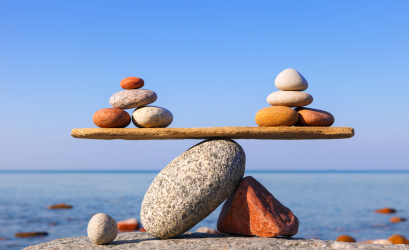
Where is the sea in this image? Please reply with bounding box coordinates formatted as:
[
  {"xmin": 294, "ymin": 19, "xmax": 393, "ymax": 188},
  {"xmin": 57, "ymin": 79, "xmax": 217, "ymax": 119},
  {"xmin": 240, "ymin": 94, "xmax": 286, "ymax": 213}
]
[{"xmin": 0, "ymin": 171, "xmax": 408, "ymax": 249}]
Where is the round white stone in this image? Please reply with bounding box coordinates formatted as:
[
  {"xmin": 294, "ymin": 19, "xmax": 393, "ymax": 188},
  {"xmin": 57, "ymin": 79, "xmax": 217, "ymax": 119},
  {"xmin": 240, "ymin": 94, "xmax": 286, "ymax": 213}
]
[
  {"xmin": 132, "ymin": 106, "xmax": 173, "ymax": 128},
  {"xmin": 275, "ymin": 68, "xmax": 308, "ymax": 91},
  {"xmin": 267, "ymin": 91, "xmax": 313, "ymax": 107},
  {"xmin": 87, "ymin": 213, "xmax": 118, "ymax": 245}
]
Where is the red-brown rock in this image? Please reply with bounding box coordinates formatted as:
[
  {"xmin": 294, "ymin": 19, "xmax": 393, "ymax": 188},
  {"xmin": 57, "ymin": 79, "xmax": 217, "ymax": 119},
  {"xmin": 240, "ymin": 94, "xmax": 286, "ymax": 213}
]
[
  {"xmin": 93, "ymin": 108, "xmax": 131, "ymax": 128},
  {"xmin": 139, "ymin": 228, "xmax": 146, "ymax": 232},
  {"xmin": 117, "ymin": 218, "xmax": 140, "ymax": 232},
  {"xmin": 15, "ymin": 232, "xmax": 48, "ymax": 238},
  {"xmin": 375, "ymin": 208, "xmax": 396, "ymax": 214},
  {"xmin": 336, "ymin": 235, "xmax": 356, "ymax": 242},
  {"xmin": 388, "ymin": 234, "xmax": 409, "ymax": 244},
  {"xmin": 390, "ymin": 217, "xmax": 406, "ymax": 223},
  {"xmin": 120, "ymin": 77, "xmax": 144, "ymax": 89},
  {"xmin": 295, "ymin": 107, "xmax": 334, "ymax": 126},
  {"xmin": 47, "ymin": 203, "xmax": 73, "ymax": 209},
  {"xmin": 217, "ymin": 176, "xmax": 299, "ymax": 237},
  {"xmin": 196, "ymin": 227, "xmax": 220, "ymax": 234}
]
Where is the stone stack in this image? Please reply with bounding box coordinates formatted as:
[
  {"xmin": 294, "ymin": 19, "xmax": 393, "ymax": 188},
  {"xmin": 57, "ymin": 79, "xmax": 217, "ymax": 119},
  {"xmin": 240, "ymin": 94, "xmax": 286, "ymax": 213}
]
[
  {"xmin": 255, "ymin": 68, "xmax": 335, "ymax": 127},
  {"xmin": 93, "ymin": 77, "xmax": 173, "ymax": 128}
]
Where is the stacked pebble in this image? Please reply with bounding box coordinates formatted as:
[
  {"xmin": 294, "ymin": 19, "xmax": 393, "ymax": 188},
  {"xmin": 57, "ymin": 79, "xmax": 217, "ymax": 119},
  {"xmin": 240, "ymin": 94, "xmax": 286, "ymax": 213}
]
[
  {"xmin": 93, "ymin": 77, "xmax": 173, "ymax": 128},
  {"xmin": 255, "ymin": 68, "xmax": 335, "ymax": 127}
]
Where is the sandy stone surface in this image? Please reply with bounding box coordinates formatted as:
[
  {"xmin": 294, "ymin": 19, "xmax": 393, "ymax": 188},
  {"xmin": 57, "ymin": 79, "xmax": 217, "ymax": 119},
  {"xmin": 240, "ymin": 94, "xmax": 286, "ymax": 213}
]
[
  {"xmin": 275, "ymin": 68, "xmax": 308, "ymax": 91},
  {"xmin": 71, "ymin": 127, "xmax": 355, "ymax": 140},
  {"xmin": 141, "ymin": 139, "xmax": 245, "ymax": 239},
  {"xmin": 217, "ymin": 176, "xmax": 299, "ymax": 237},
  {"xmin": 24, "ymin": 232, "xmax": 408, "ymax": 249},
  {"xmin": 109, "ymin": 89, "xmax": 157, "ymax": 109},
  {"xmin": 255, "ymin": 106, "xmax": 299, "ymax": 127},
  {"xmin": 132, "ymin": 106, "xmax": 173, "ymax": 128},
  {"xmin": 267, "ymin": 91, "xmax": 313, "ymax": 107}
]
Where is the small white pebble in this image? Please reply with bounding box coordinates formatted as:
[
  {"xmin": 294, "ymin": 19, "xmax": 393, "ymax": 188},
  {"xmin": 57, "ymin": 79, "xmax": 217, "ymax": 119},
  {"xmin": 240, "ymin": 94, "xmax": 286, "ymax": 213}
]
[{"xmin": 87, "ymin": 213, "xmax": 118, "ymax": 245}]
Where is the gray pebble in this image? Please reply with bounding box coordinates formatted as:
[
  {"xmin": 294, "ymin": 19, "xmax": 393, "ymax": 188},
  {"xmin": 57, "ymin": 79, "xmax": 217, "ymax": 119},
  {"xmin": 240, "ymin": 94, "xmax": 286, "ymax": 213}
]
[
  {"xmin": 87, "ymin": 213, "xmax": 118, "ymax": 245},
  {"xmin": 132, "ymin": 106, "xmax": 173, "ymax": 128},
  {"xmin": 109, "ymin": 89, "xmax": 157, "ymax": 109},
  {"xmin": 141, "ymin": 139, "xmax": 246, "ymax": 239}
]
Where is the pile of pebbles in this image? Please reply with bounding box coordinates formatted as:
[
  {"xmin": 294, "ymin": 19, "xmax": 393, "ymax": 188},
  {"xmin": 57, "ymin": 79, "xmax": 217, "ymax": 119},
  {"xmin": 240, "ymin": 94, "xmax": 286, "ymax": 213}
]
[
  {"xmin": 93, "ymin": 77, "xmax": 173, "ymax": 128},
  {"xmin": 255, "ymin": 68, "xmax": 335, "ymax": 127}
]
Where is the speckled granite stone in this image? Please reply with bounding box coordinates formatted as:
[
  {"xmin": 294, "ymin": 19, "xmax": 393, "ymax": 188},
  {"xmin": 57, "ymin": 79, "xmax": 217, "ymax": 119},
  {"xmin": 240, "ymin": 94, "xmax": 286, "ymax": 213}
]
[
  {"xmin": 109, "ymin": 89, "xmax": 157, "ymax": 109},
  {"xmin": 267, "ymin": 91, "xmax": 313, "ymax": 107},
  {"xmin": 87, "ymin": 213, "xmax": 118, "ymax": 245},
  {"xmin": 24, "ymin": 232, "xmax": 408, "ymax": 249},
  {"xmin": 141, "ymin": 139, "xmax": 246, "ymax": 239},
  {"xmin": 132, "ymin": 106, "xmax": 173, "ymax": 128}
]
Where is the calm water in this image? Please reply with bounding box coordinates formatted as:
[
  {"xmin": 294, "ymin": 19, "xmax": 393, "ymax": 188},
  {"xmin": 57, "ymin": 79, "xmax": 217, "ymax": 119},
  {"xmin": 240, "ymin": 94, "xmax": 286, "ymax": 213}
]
[{"xmin": 0, "ymin": 171, "xmax": 408, "ymax": 249}]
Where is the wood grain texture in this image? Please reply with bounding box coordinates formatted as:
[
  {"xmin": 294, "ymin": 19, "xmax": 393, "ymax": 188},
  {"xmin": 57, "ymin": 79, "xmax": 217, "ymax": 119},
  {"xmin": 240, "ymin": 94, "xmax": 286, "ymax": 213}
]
[{"xmin": 71, "ymin": 127, "xmax": 354, "ymax": 140}]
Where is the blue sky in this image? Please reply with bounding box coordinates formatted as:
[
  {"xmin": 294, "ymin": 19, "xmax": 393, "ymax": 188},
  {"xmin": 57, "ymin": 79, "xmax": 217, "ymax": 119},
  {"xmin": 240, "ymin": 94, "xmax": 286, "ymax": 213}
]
[{"xmin": 1, "ymin": 0, "xmax": 408, "ymax": 170}]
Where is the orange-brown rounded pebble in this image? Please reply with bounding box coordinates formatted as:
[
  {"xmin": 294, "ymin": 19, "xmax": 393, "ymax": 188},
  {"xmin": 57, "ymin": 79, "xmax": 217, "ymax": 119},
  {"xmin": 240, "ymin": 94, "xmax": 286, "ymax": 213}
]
[
  {"xmin": 295, "ymin": 107, "xmax": 335, "ymax": 126},
  {"xmin": 390, "ymin": 217, "xmax": 406, "ymax": 223},
  {"xmin": 375, "ymin": 208, "xmax": 397, "ymax": 214},
  {"xmin": 120, "ymin": 77, "xmax": 144, "ymax": 89},
  {"xmin": 336, "ymin": 235, "xmax": 356, "ymax": 242},
  {"xmin": 255, "ymin": 106, "xmax": 299, "ymax": 127},
  {"xmin": 93, "ymin": 108, "xmax": 131, "ymax": 128},
  {"xmin": 388, "ymin": 234, "xmax": 409, "ymax": 244}
]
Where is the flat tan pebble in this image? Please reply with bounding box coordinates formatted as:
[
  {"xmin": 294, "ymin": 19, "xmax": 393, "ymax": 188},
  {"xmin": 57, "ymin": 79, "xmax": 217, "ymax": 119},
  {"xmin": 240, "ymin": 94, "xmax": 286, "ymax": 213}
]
[
  {"xmin": 275, "ymin": 68, "xmax": 308, "ymax": 91},
  {"xmin": 267, "ymin": 91, "xmax": 313, "ymax": 107},
  {"xmin": 109, "ymin": 89, "xmax": 157, "ymax": 109},
  {"xmin": 132, "ymin": 106, "xmax": 173, "ymax": 128},
  {"xmin": 87, "ymin": 213, "xmax": 118, "ymax": 245},
  {"xmin": 255, "ymin": 106, "xmax": 299, "ymax": 127}
]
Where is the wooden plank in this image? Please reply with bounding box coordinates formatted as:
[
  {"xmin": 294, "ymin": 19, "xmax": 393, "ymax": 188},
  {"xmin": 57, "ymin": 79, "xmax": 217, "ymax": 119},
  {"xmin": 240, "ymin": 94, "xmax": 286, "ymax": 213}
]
[{"xmin": 71, "ymin": 127, "xmax": 354, "ymax": 140}]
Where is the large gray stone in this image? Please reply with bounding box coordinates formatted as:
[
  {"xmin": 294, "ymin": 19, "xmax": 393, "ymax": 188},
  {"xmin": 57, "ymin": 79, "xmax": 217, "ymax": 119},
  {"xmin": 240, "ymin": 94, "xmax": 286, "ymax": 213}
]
[
  {"xmin": 24, "ymin": 232, "xmax": 408, "ymax": 250},
  {"xmin": 141, "ymin": 139, "xmax": 246, "ymax": 239}
]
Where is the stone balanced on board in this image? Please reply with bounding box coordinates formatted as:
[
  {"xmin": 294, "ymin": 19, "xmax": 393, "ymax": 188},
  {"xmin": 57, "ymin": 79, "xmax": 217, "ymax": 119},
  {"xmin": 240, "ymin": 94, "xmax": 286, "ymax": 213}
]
[
  {"xmin": 93, "ymin": 76, "xmax": 173, "ymax": 128},
  {"xmin": 256, "ymin": 68, "xmax": 335, "ymax": 127}
]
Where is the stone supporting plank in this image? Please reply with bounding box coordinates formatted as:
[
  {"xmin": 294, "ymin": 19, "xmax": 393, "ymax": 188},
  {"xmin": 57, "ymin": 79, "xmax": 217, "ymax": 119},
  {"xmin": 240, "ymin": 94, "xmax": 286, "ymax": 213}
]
[
  {"xmin": 23, "ymin": 232, "xmax": 407, "ymax": 250},
  {"xmin": 71, "ymin": 127, "xmax": 354, "ymax": 140}
]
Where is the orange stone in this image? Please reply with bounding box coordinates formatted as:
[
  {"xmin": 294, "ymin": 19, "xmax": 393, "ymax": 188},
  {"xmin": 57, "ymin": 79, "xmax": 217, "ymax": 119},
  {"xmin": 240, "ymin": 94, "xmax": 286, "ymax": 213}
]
[
  {"xmin": 93, "ymin": 108, "xmax": 131, "ymax": 128},
  {"xmin": 388, "ymin": 234, "xmax": 409, "ymax": 244},
  {"xmin": 375, "ymin": 208, "xmax": 396, "ymax": 214},
  {"xmin": 120, "ymin": 77, "xmax": 144, "ymax": 89},
  {"xmin": 139, "ymin": 228, "xmax": 146, "ymax": 232},
  {"xmin": 294, "ymin": 107, "xmax": 334, "ymax": 126},
  {"xmin": 390, "ymin": 217, "xmax": 406, "ymax": 223},
  {"xmin": 336, "ymin": 235, "xmax": 356, "ymax": 242},
  {"xmin": 47, "ymin": 203, "xmax": 73, "ymax": 209},
  {"xmin": 255, "ymin": 106, "xmax": 299, "ymax": 127},
  {"xmin": 217, "ymin": 176, "xmax": 299, "ymax": 237},
  {"xmin": 15, "ymin": 232, "xmax": 48, "ymax": 238},
  {"xmin": 117, "ymin": 218, "xmax": 140, "ymax": 232}
]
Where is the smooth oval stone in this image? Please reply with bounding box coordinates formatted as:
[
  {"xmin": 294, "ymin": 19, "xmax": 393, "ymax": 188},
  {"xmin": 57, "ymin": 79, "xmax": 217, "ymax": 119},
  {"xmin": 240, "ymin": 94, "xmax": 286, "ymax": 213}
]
[
  {"xmin": 267, "ymin": 91, "xmax": 313, "ymax": 107},
  {"xmin": 87, "ymin": 213, "xmax": 118, "ymax": 245},
  {"xmin": 93, "ymin": 108, "xmax": 131, "ymax": 128},
  {"xmin": 132, "ymin": 106, "xmax": 173, "ymax": 128},
  {"xmin": 109, "ymin": 89, "xmax": 157, "ymax": 109},
  {"xmin": 120, "ymin": 77, "xmax": 144, "ymax": 89},
  {"xmin": 141, "ymin": 139, "xmax": 246, "ymax": 239},
  {"xmin": 255, "ymin": 106, "xmax": 299, "ymax": 127},
  {"xmin": 275, "ymin": 68, "xmax": 308, "ymax": 91},
  {"xmin": 295, "ymin": 107, "xmax": 334, "ymax": 126}
]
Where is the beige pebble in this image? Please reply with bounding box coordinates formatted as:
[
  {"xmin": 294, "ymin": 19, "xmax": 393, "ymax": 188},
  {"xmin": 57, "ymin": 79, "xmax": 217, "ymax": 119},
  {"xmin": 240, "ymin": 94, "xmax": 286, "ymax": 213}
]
[
  {"xmin": 87, "ymin": 213, "xmax": 118, "ymax": 245},
  {"xmin": 132, "ymin": 106, "xmax": 173, "ymax": 128},
  {"xmin": 267, "ymin": 91, "xmax": 313, "ymax": 107},
  {"xmin": 275, "ymin": 68, "xmax": 308, "ymax": 91}
]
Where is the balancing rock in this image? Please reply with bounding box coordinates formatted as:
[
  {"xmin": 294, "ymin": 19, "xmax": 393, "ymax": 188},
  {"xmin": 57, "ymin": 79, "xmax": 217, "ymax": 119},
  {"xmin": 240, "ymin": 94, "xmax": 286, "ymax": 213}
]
[
  {"xmin": 109, "ymin": 89, "xmax": 157, "ymax": 109},
  {"xmin": 132, "ymin": 106, "xmax": 173, "ymax": 128},
  {"xmin": 255, "ymin": 106, "xmax": 299, "ymax": 127},
  {"xmin": 141, "ymin": 139, "xmax": 246, "ymax": 239},
  {"xmin": 93, "ymin": 108, "xmax": 131, "ymax": 128},
  {"xmin": 120, "ymin": 77, "xmax": 144, "ymax": 89},
  {"xmin": 87, "ymin": 213, "xmax": 118, "ymax": 245},
  {"xmin": 267, "ymin": 91, "xmax": 313, "ymax": 107},
  {"xmin": 217, "ymin": 176, "xmax": 299, "ymax": 237},
  {"xmin": 275, "ymin": 68, "xmax": 308, "ymax": 91},
  {"xmin": 295, "ymin": 107, "xmax": 334, "ymax": 126}
]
